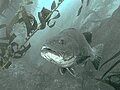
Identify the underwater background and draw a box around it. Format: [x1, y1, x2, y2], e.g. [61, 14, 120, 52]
[0, 0, 120, 90]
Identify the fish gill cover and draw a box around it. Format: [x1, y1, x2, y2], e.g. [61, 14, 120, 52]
[0, 0, 120, 90]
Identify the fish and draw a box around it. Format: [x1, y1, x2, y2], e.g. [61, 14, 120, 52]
[40, 28, 104, 77]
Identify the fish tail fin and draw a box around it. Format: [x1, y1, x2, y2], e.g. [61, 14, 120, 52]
[91, 44, 104, 70]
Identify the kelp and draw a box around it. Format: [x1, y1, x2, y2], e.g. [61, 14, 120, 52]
[0, 0, 63, 69]
[99, 49, 120, 70]
[25, 0, 63, 42]
[38, 0, 62, 29]
[77, 5, 83, 16]
[18, 6, 38, 36]
[96, 57, 120, 90]
[96, 72, 120, 90]
[0, 0, 15, 17]
[101, 60, 120, 79]
[96, 48, 120, 90]
[77, 0, 90, 16]
[0, 6, 33, 69]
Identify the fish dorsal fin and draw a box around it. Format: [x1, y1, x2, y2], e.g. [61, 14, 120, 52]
[83, 32, 92, 44]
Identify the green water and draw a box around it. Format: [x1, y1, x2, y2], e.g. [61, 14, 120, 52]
[0, 0, 120, 90]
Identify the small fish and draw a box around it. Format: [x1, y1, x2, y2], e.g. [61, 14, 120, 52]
[41, 28, 104, 76]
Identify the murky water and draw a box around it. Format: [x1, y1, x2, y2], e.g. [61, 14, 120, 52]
[0, 0, 120, 90]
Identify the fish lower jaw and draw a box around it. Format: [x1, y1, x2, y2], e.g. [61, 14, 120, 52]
[56, 56, 77, 68]
[58, 62, 74, 68]
[41, 51, 76, 68]
[41, 51, 62, 62]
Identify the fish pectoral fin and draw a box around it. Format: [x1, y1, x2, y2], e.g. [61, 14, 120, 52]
[92, 44, 104, 70]
[92, 44, 104, 57]
[66, 67, 76, 77]
[59, 68, 67, 75]
[92, 56, 102, 70]
[83, 32, 92, 44]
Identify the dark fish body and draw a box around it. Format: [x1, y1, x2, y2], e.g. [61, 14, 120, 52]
[41, 28, 103, 76]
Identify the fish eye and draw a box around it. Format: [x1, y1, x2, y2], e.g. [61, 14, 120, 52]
[59, 39, 65, 44]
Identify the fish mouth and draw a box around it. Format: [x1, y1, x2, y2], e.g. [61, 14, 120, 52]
[41, 45, 75, 67]
[41, 45, 64, 65]
[41, 46, 58, 56]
